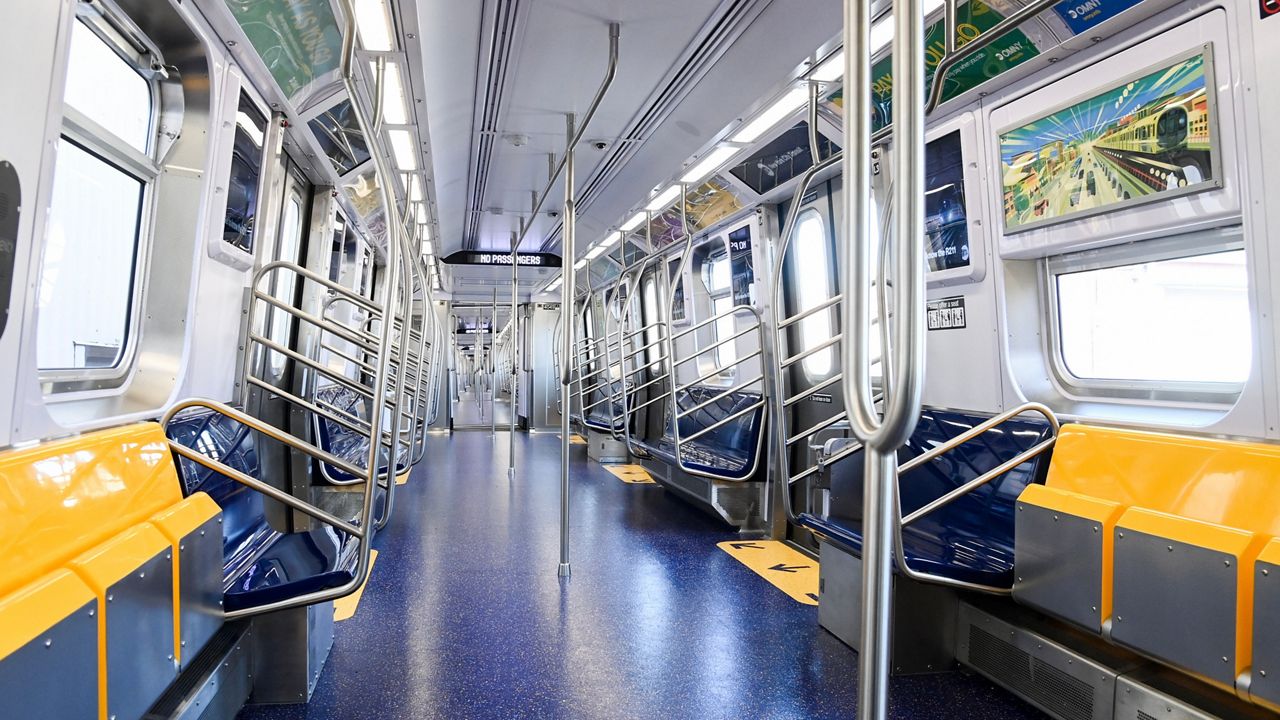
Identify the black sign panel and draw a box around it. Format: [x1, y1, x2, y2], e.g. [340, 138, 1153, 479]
[443, 250, 561, 267]
[729, 121, 838, 195]
[0, 161, 18, 340]
[924, 131, 971, 273]
[728, 225, 754, 306]
[927, 297, 967, 331]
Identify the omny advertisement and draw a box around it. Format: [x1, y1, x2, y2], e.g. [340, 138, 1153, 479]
[999, 48, 1218, 232]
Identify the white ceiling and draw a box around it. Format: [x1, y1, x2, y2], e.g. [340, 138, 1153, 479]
[413, 0, 843, 294]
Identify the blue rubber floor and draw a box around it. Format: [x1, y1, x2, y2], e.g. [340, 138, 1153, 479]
[238, 432, 1047, 719]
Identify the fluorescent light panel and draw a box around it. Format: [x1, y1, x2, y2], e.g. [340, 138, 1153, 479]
[388, 129, 417, 170]
[620, 211, 647, 232]
[573, 258, 588, 270]
[646, 185, 681, 212]
[585, 245, 606, 260]
[680, 146, 740, 184]
[730, 86, 807, 143]
[354, 0, 394, 51]
[811, 50, 844, 82]
[600, 231, 621, 248]
[408, 174, 424, 203]
[369, 60, 408, 125]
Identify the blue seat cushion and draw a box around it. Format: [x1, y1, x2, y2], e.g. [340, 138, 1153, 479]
[222, 525, 360, 612]
[581, 381, 626, 432]
[651, 386, 765, 481]
[819, 408, 1053, 586]
[313, 383, 408, 482]
[167, 408, 363, 612]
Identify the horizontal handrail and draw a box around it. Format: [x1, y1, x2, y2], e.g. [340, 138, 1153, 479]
[679, 399, 765, 445]
[671, 324, 759, 366]
[783, 373, 841, 408]
[162, 398, 366, 537]
[676, 349, 763, 391]
[777, 293, 843, 330]
[255, 260, 381, 314]
[672, 304, 762, 340]
[675, 375, 766, 420]
[786, 410, 849, 447]
[780, 335, 842, 370]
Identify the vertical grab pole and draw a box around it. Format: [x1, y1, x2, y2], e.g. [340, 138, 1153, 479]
[558, 112, 577, 578]
[842, 0, 927, 715]
[491, 288, 498, 437]
[510, 226, 520, 481]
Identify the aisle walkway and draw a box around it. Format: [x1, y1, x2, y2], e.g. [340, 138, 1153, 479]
[238, 433, 1045, 719]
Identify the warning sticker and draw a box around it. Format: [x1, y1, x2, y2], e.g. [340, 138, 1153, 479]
[927, 296, 967, 331]
[557, 434, 587, 445]
[334, 549, 378, 621]
[605, 464, 657, 484]
[717, 540, 819, 606]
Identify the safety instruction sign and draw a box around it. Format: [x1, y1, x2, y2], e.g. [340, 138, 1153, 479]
[927, 297, 967, 331]
[717, 540, 818, 606]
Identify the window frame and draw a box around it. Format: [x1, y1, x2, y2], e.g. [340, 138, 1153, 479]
[1042, 228, 1250, 403]
[39, 9, 162, 387]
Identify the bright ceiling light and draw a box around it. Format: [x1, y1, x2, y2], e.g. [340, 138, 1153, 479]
[811, 50, 844, 82]
[422, 240, 434, 255]
[730, 86, 808, 143]
[680, 146, 740, 184]
[388, 129, 417, 170]
[620, 211, 646, 232]
[369, 60, 408, 125]
[545, 278, 562, 292]
[585, 245, 606, 260]
[600, 231, 622, 248]
[408, 174, 424, 203]
[354, 0, 394, 52]
[646, 185, 681, 212]
[574, 258, 588, 270]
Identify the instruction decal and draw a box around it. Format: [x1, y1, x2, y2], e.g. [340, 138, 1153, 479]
[927, 296, 967, 331]
[717, 540, 819, 605]
[605, 464, 657, 484]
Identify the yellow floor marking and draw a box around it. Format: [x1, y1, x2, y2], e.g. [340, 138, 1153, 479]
[557, 434, 587, 445]
[334, 549, 379, 621]
[717, 540, 819, 606]
[604, 464, 656, 484]
[395, 469, 410, 486]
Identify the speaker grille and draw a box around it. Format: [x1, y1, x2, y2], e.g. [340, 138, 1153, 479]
[1137, 711, 1158, 720]
[969, 625, 1096, 720]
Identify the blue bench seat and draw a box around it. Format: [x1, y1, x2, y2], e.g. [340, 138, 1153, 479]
[167, 409, 371, 612]
[313, 383, 409, 483]
[809, 408, 1053, 587]
[581, 380, 626, 433]
[639, 386, 765, 481]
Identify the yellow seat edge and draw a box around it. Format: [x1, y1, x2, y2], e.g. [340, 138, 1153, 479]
[149, 493, 221, 665]
[1018, 483, 1125, 523]
[68, 524, 172, 593]
[0, 569, 95, 661]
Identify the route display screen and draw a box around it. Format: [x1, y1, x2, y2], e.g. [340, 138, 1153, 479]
[925, 131, 971, 273]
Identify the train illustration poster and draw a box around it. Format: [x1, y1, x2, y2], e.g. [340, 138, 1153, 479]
[999, 49, 1216, 231]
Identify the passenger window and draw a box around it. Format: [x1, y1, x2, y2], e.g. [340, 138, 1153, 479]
[1053, 246, 1250, 386]
[224, 93, 267, 254]
[703, 252, 736, 372]
[37, 19, 155, 372]
[642, 276, 662, 370]
[268, 195, 304, 374]
[794, 211, 834, 378]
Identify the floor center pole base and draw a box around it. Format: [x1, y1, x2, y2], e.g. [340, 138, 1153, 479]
[558, 563, 571, 578]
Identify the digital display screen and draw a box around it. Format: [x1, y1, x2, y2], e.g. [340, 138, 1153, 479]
[924, 131, 970, 273]
[729, 122, 837, 195]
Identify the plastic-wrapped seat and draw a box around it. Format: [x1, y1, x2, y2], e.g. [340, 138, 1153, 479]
[644, 385, 766, 481]
[312, 383, 408, 484]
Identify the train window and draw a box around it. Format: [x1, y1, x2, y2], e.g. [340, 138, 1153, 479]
[268, 195, 303, 374]
[62, 21, 152, 153]
[794, 211, 834, 378]
[703, 251, 735, 372]
[1051, 242, 1250, 389]
[37, 17, 157, 372]
[223, 93, 267, 254]
[642, 276, 662, 370]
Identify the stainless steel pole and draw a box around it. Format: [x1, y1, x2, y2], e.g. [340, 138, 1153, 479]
[559, 112, 577, 578]
[491, 288, 498, 437]
[510, 227, 519, 481]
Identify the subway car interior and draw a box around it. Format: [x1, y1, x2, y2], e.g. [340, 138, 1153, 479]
[3, 0, 1280, 717]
